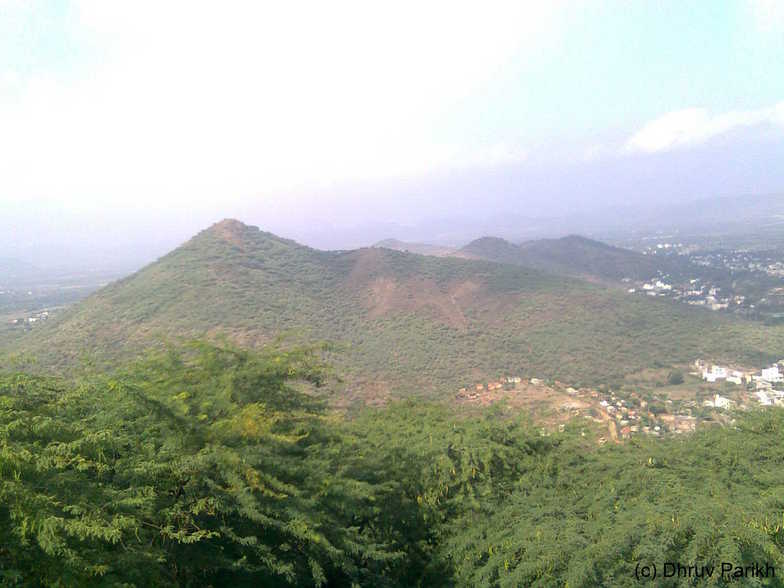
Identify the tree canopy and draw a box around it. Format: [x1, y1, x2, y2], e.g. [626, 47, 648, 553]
[2, 342, 784, 586]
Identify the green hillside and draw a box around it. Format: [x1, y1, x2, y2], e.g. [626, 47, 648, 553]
[8, 220, 784, 396]
[461, 234, 670, 281]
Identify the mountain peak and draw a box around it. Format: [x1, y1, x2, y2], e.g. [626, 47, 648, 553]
[557, 234, 614, 249]
[458, 237, 525, 265]
[202, 218, 258, 248]
[209, 218, 253, 234]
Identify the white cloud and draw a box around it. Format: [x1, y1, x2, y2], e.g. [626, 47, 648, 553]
[624, 102, 784, 154]
[746, 0, 784, 33]
[0, 1, 563, 210]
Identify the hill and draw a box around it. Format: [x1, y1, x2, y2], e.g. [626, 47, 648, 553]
[461, 234, 674, 282]
[373, 238, 459, 257]
[8, 219, 784, 398]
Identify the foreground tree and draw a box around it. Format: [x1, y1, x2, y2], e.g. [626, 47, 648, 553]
[3, 341, 784, 586]
[0, 342, 404, 586]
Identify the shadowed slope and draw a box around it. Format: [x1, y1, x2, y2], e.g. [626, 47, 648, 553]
[462, 234, 670, 281]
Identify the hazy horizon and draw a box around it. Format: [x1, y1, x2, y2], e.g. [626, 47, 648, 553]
[2, 1, 784, 269]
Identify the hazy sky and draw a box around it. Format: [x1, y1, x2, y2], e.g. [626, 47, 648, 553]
[1, 1, 783, 265]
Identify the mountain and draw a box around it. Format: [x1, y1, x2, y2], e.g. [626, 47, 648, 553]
[628, 193, 784, 236]
[9, 219, 784, 398]
[461, 235, 671, 282]
[572, 193, 784, 245]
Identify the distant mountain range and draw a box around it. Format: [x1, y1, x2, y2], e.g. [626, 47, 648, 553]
[9, 219, 784, 399]
[290, 194, 784, 250]
[376, 234, 673, 282]
[637, 193, 784, 233]
[461, 235, 677, 282]
[0, 258, 41, 282]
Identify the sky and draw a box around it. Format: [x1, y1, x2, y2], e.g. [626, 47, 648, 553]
[1, 1, 783, 266]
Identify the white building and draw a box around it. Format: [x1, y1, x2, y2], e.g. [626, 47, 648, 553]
[761, 366, 782, 383]
[702, 365, 728, 382]
[714, 394, 733, 409]
[704, 394, 733, 409]
[756, 391, 773, 406]
[756, 379, 773, 391]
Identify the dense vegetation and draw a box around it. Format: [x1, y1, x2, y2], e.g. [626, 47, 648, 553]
[8, 220, 784, 398]
[2, 341, 784, 586]
[0, 342, 405, 586]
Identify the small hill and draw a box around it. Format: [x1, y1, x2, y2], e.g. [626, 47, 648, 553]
[10, 220, 784, 398]
[461, 235, 668, 281]
[373, 238, 459, 257]
[458, 236, 531, 266]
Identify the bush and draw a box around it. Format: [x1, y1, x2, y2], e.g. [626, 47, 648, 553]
[667, 370, 685, 385]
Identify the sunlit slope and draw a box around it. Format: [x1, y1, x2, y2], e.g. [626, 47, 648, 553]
[12, 219, 784, 393]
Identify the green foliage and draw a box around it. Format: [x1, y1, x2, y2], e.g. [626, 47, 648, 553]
[329, 402, 552, 584]
[0, 342, 406, 586]
[667, 370, 685, 385]
[3, 343, 784, 585]
[443, 412, 784, 587]
[10, 221, 784, 395]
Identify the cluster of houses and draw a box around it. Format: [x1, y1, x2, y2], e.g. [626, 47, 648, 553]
[627, 276, 742, 311]
[695, 359, 784, 407]
[598, 394, 643, 440]
[456, 357, 784, 444]
[682, 283, 740, 311]
[641, 242, 684, 253]
[635, 244, 784, 315]
[593, 389, 695, 440]
[457, 376, 697, 442]
[643, 243, 784, 279]
[627, 279, 673, 296]
[456, 376, 523, 400]
[690, 249, 784, 279]
[10, 309, 50, 326]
